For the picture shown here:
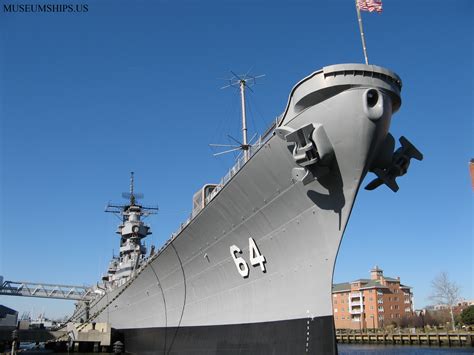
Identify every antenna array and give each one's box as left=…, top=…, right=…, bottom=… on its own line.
left=212, top=70, right=265, bottom=162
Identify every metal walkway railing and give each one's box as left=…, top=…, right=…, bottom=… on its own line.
left=0, top=279, right=93, bottom=301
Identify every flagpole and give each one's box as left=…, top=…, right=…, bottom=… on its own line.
left=355, top=0, right=369, bottom=65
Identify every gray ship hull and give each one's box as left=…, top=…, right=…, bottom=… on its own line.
left=72, top=64, right=403, bottom=354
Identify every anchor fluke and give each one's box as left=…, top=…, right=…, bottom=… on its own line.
left=365, top=136, right=423, bottom=192
left=364, top=179, right=384, bottom=191
left=399, top=136, right=423, bottom=161
left=365, top=168, right=400, bottom=192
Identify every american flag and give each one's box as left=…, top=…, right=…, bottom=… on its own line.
left=357, top=0, right=383, bottom=13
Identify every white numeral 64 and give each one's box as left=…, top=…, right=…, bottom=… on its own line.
left=230, top=237, right=266, bottom=278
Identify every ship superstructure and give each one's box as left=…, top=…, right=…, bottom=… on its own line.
left=70, top=63, right=422, bottom=354
left=102, top=172, right=158, bottom=289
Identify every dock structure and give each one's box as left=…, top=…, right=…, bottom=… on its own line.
left=0, top=279, right=93, bottom=301
left=65, top=322, right=111, bottom=347
left=336, top=332, right=474, bottom=347
left=0, top=322, right=112, bottom=353
left=0, top=328, right=67, bottom=353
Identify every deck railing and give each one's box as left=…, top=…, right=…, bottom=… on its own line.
left=168, top=135, right=269, bottom=241
left=92, top=122, right=280, bottom=299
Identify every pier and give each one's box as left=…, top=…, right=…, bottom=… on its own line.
left=0, top=323, right=112, bottom=353
left=336, top=331, right=474, bottom=347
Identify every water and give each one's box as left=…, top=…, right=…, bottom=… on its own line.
left=19, top=343, right=109, bottom=354
left=338, top=344, right=474, bottom=354
left=19, top=347, right=473, bottom=354
left=18, top=342, right=473, bottom=354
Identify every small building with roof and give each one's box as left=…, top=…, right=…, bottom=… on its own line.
left=332, top=266, right=413, bottom=330
left=0, top=305, right=18, bottom=329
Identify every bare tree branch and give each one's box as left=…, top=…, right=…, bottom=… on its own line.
left=429, top=272, right=461, bottom=331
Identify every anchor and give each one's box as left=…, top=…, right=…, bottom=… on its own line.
left=275, top=123, right=334, bottom=185
left=365, top=135, right=423, bottom=192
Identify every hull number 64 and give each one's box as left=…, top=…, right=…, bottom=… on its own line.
left=230, top=237, right=266, bottom=278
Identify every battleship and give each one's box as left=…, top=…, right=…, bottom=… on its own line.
left=69, top=63, right=422, bottom=354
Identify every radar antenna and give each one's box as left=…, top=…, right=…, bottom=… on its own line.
left=105, top=172, right=158, bottom=220
left=130, top=171, right=135, bottom=203
left=211, top=70, right=265, bottom=162
left=121, top=172, right=144, bottom=206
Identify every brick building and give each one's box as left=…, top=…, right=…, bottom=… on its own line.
left=332, top=266, right=414, bottom=330
left=433, top=300, right=474, bottom=316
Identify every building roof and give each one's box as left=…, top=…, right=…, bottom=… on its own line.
left=332, top=279, right=387, bottom=292
left=332, top=268, right=411, bottom=293
left=0, top=305, right=18, bottom=318
left=333, top=278, right=409, bottom=293
left=351, top=278, right=371, bottom=283
left=332, top=282, right=351, bottom=292
left=359, top=280, right=389, bottom=290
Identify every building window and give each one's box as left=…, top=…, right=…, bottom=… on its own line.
left=378, top=306, right=383, bottom=312
left=334, top=300, right=337, bottom=304
left=388, top=297, right=391, bottom=301
left=370, top=306, right=374, bottom=310
left=341, top=307, right=344, bottom=312
left=335, top=316, right=338, bottom=320
left=394, top=305, right=399, bottom=310
left=369, top=297, right=373, bottom=301
left=334, top=308, right=338, bottom=313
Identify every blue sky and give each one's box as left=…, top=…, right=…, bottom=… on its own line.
left=0, top=0, right=472, bottom=319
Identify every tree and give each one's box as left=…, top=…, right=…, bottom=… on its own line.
left=424, top=310, right=440, bottom=327
left=460, top=306, right=474, bottom=325
left=429, top=272, right=461, bottom=331
left=411, top=313, right=425, bottom=328
left=399, top=315, right=410, bottom=328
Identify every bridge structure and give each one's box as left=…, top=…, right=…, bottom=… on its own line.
left=0, top=277, right=94, bottom=302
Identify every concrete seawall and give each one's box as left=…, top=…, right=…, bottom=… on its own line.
left=336, top=332, right=474, bottom=347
